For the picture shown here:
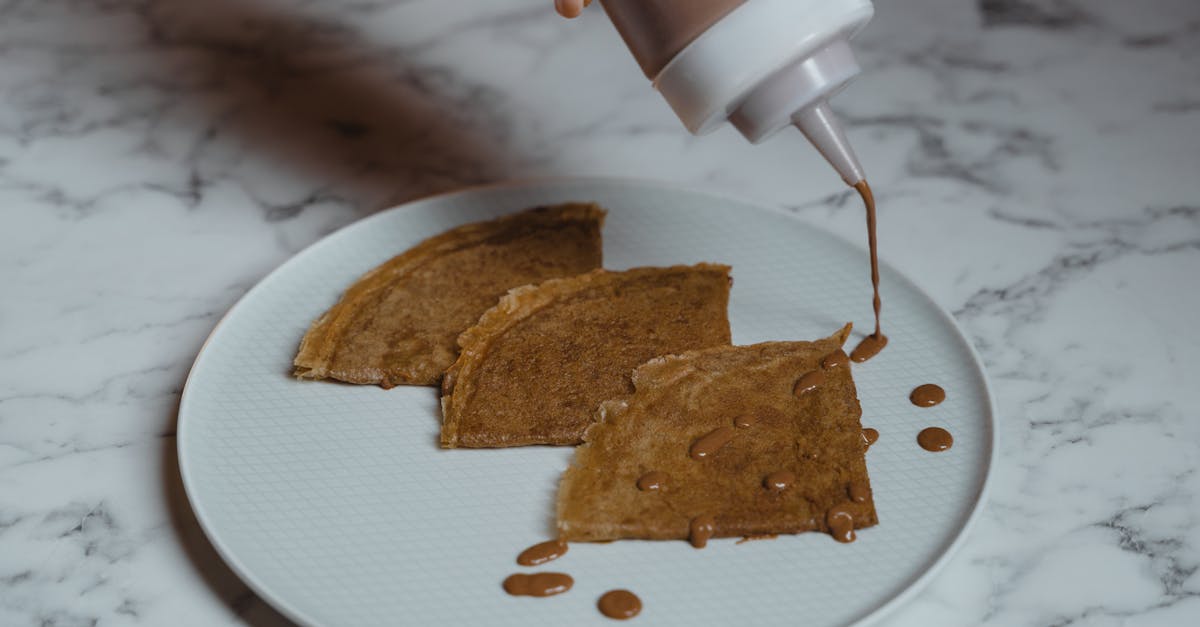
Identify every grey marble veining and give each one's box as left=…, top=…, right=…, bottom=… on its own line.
left=2, top=0, right=1198, bottom=625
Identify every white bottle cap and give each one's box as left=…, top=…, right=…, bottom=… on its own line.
left=652, top=0, right=873, bottom=184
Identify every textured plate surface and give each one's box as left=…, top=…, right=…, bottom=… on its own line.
left=178, top=180, right=995, bottom=627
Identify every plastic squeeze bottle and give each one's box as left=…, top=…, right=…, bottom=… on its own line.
left=599, top=0, right=874, bottom=186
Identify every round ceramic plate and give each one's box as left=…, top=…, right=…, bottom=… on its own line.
left=179, top=179, right=995, bottom=627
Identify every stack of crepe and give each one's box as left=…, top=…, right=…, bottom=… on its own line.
left=293, top=203, right=876, bottom=545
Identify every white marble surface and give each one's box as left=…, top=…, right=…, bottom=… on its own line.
left=1, top=0, right=1198, bottom=625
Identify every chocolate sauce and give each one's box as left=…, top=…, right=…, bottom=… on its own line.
left=636, top=471, right=668, bottom=491
left=763, top=471, right=795, bottom=491
left=793, top=370, right=825, bottom=396
left=821, top=350, right=849, bottom=370
left=598, top=589, right=642, bottom=620
left=910, top=384, right=946, bottom=407
left=825, top=505, right=856, bottom=543
left=517, top=539, right=568, bottom=567
left=918, top=427, right=953, bottom=452
left=850, top=333, right=888, bottom=363
left=690, top=426, right=736, bottom=460
left=848, top=482, right=870, bottom=504
left=854, top=180, right=886, bottom=353
left=503, top=572, right=574, bottom=597
left=600, top=0, right=749, bottom=77
left=862, top=427, right=879, bottom=449
left=733, top=414, right=757, bottom=429
left=689, top=514, right=716, bottom=548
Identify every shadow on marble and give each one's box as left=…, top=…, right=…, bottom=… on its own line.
left=162, top=426, right=298, bottom=627
left=138, top=0, right=514, bottom=218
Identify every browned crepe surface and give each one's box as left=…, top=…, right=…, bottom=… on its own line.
left=440, top=264, right=733, bottom=448
left=293, top=204, right=605, bottom=387
left=556, top=325, right=878, bottom=542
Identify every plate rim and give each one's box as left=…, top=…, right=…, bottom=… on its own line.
left=177, top=176, right=998, bottom=627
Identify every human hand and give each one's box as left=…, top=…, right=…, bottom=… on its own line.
left=555, top=0, right=593, bottom=19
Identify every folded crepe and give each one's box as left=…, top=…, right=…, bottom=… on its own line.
left=293, top=203, right=606, bottom=387
left=556, top=325, right=878, bottom=544
left=440, top=264, right=733, bottom=448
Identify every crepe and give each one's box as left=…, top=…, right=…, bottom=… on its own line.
left=556, top=325, right=878, bottom=544
left=293, top=203, right=606, bottom=387
left=440, top=264, right=733, bottom=448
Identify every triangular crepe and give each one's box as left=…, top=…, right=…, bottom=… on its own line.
left=556, top=325, right=878, bottom=544
left=294, top=204, right=605, bottom=387
left=440, top=264, right=733, bottom=448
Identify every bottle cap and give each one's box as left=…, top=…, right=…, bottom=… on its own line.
left=651, top=0, right=872, bottom=182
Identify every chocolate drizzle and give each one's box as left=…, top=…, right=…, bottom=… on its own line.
left=825, top=505, right=857, bottom=543
left=853, top=180, right=886, bottom=359
left=517, top=539, right=568, bottom=567
left=910, top=384, right=946, bottom=407
left=793, top=370, right=825, bottom=396
left=598, top=589, right=642, bottom=620
left=636, top=471, right=668, bottom=491
left=689, top=515, right=716, bottom=548
left=690, top=426, right=736, bottom=460
left=821, top=350, right=849, bottom=369
left=918, top=427, right=953, bottom=452
left=503, top=572, right=574, bottom=597
left=850, top=333, right=888, bottom=363
left=862, top=427, right=880, bottom=449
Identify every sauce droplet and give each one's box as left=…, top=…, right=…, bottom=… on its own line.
left=689, top=515, right=716, bottom=549
left=733, top=414, right=757, bottom=429
left=862, top=428, right=880, bottom=449
left=516, top=539, right=568, bottom=567
left=763, top=471, right=795, bottom=491
left=850, top=334, right=889, bottom=363
left=822, top=351, right=849, bottom=369
left=825, top=505, right=857, bottom=543
left=689, top=426, right=736, bottom=460
left=503, top=572, right=574, bottom=597
left=636, top=471, right=668, bottom=492
left=598, top=589, right=642, bottom=620
left=910, top=384, right=946, bottom=407
left=848, top=482, right=871, bottom=503
left=918, top=427, right=953, bottom=452
left=793, top=370, right=825, bottom=396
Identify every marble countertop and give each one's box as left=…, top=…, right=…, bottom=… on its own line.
left=3, top=0, right=1198, bottom=625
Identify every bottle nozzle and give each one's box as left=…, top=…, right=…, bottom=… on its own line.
left=793, top=100, right=864, bottom=186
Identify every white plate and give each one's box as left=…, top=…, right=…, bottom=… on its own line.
left=179, top=179, right=995, bottom=627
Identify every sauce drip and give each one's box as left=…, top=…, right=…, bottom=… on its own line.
left=517, top=539, right=568, bottom=567
left=598, top=589, right=642, bottom=620
left=793, top=370, right=825, bottom=396
left=918, top=427, right=954, bottom=452
left=848, top=481, right=871, bottom=503
left=733, top=414, right=757, bottom=429
left=862, top=428, right=880, bottom=449
left=825, top=505, right=857, bottom=543
left=689, top=515, right=716, bottom=548
left=910, top=384, right=946, bottom=407
left=822, top=351, right=849, bottom=370
left=763, top=471, right=795, bottom=491
left=636, top=471, right=668, bottom=491
left=850, top=333, right=889, bottom=363
left=503, top=572, right=574, bottom=597
left=690, top=426, right=736, bottom=460
left=854, top=179, right=886, bottom=357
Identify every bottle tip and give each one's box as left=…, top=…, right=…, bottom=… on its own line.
left=793, top=101, right=865, bottom=186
